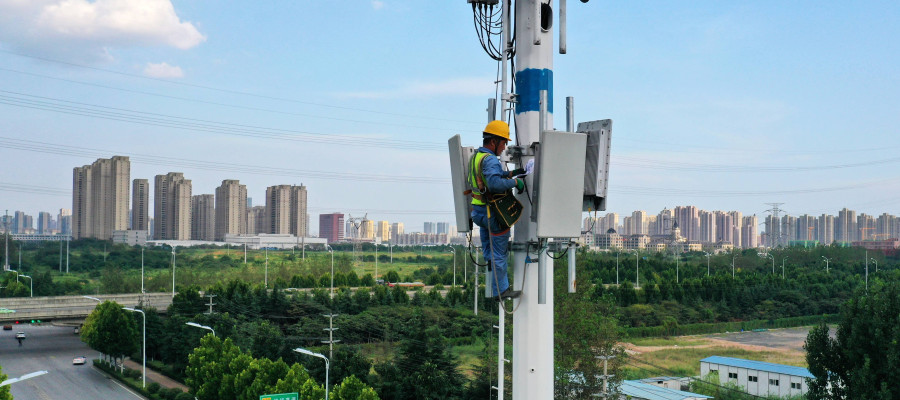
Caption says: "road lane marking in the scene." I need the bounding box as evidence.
[90,366,145,399]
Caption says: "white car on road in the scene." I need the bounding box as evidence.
[15,332,25,339]
[73,356,86,365]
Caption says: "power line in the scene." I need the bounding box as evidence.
[615,154,900,173]
[0,90,445,151]
[0,66,472,133]
[0,49,478,125]
[0,136,449,184]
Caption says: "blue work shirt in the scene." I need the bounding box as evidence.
[475,147,518,195]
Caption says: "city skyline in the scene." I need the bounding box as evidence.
[2,2,900,232]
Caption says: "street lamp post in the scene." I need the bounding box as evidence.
[447,249,456,287]
[871,258,878,273]
[630,250,640,288]
[326,245,334,299]
[766,253,775,274]
[20,274,32,297]
[615,251,620,285]
[821,256,831,273]
[171,246,177,297]
[781,256,788,280]
[123,307,146,388]
[375,244,378,282]
[389,244,393,264]
[265,248,269,289]
[185,322,215,336]
[141,248,145,296]
[703,252,711,277]
[294,348,330,400]
[731,254,736,279]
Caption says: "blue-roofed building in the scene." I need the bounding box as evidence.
[620,380,712,400]
[700,356,813,397]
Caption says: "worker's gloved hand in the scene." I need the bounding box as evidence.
[515,178,525,193]
[510,168,526,178]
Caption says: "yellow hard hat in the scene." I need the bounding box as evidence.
[483,120,510,141]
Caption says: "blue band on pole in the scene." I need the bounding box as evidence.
[515,68,553,114]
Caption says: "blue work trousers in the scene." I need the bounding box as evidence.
[471,204,510,296]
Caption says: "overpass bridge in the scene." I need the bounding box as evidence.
[0,293,173,324]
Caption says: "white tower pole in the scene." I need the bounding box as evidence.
[512,1,555,398]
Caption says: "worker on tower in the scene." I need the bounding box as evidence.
[469,120,525,299]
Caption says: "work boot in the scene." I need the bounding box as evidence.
[498,287,521,300]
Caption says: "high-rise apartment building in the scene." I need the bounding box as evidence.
[360,219,375,239]
[656,209,674,237]
[154,172,192,240]
[674,206,700,241]
[729,211,743,247]
[836,208,857,243]
[376,220,391,242]
[436,222,450,235]
[245,206,266,235]
[797,215,816,241]
[72,156,131,240]
[857,213,875,241]
[215,180,247,241]
[191,194,215,241]
[599,213,619,234]
[631,211,649,235]
[391,222,404,242]
[131,179,149,231]
[265,185,307,236]
[817,214,834,245]
[714,211,733,244]
[319,213,345,243]
[741,215,759,248]
[781,215,798,243]
[58,208,72,236]
[876,213,894,239]
[37,211,51,234]
[699,211,716,243]
[424,222,435,234]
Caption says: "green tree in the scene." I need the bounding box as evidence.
[273,363,325,399]
[0,363,12,400]
[81,300,139,369]
[804,283,900,399]
[186,335,253,400]
[330,375,379,400]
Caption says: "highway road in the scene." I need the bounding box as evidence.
[0,324,146,400]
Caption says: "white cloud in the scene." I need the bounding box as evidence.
[143,62,183,78]
[0,0,205,62]
[338,77,494,99]
[371,1,384,10]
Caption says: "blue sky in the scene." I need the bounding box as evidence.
[1,0,898,233]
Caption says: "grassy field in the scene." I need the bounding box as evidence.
[30,248,457,294]
[623,332,808,379]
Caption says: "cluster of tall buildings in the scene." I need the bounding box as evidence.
[70,156,308,242]
[586,206,900,251]
[763,208,900,247]
[316,215,458,245]
[585,207,760,250]
[0,209,71,235]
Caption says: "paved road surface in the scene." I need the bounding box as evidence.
[0,324,145,400]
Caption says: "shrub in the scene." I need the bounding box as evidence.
[174,392,194,400]
[147,382,161,394]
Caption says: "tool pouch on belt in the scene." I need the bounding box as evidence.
[487,190,522,231]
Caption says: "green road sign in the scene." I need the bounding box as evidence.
[260,393,298,400]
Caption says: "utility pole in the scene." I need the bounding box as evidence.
[510,1,556,397]
[822,256,830,273]
[595,355,615,398]
[321,313,340,361]
[65,236,69,274]
[3,209,9,271]
[205,294,216,314]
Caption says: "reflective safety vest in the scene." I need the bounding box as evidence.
[468,151,490,206]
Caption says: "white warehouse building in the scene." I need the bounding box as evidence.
[700,356,813,397]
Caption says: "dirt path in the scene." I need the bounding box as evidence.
[624,327,811,359]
